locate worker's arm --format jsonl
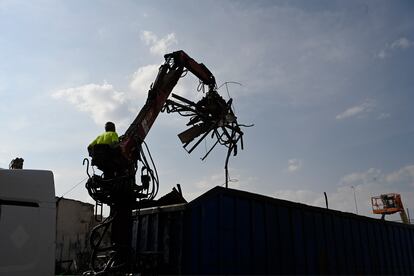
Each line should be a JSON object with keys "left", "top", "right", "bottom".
{"left": 89, "top": 137, "right": 99, "bottom": 148}
{"left": 88, "top": 136, "right": 100, "bottom": 155}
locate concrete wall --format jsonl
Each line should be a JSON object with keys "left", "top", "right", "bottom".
{"left": 55, "top": 197, "right": 96, "bottom": 273}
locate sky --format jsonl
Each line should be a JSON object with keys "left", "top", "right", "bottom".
{"left": 1, "top": 0, "right": 413, "bottom": 221}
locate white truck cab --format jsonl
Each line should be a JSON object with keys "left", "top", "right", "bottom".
{"left": 0, "top": 169, "right": 56, "bottom": 276}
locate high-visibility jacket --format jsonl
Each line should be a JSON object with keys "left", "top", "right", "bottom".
{"left": 89, "top": 131, "right": 119, "bottom": 147}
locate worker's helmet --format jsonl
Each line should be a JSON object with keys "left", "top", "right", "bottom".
{"left": 105, "top": 121, "right": 116, "bottom": 132}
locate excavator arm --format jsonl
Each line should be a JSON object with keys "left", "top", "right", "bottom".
{"left": 87, "top": 49, "right": 244, "bottom": 206}
{"left": 120, "top": 50, "right": 217, "bottom": 163}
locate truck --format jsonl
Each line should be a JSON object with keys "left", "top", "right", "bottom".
{"left": 0, "top": 169, "right": 56, "bottom": 275}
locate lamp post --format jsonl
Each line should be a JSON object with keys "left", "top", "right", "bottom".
{"left": 351, "top": 185, "right": 359, "bottom": 214}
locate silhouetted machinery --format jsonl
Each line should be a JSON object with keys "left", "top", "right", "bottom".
{"left": 83, "top": 50, "right": 246, "bottom": 275}
{"left": 9, "top": 157, "right": 24, "bottom": 169}
{"left": 371, "top": 193, "right": 410, "bottom": 224}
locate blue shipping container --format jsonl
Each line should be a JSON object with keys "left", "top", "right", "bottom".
{"left": 132, "top": 186, "right": 414, "bottom": 274}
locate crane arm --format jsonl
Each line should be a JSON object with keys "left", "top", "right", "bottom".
{"left": 120, "top": 50, "right": 217, "bottom": 162}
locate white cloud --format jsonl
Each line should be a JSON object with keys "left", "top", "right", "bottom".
{"left": 52, "top": 31, "right": 183, "bottom": 128}
{"left": 377, "top": 37, "right": 413, "bottom": 59}
{"left": 52, "top": 82, "right": 131, "bottom": 127}
{"left": 287, "top": 158, "right": 302, "bottom": 173}
{"left": 391, "top": 37, "right": 413, "bottom": 49}
{"left": 385, "top": 165, "right": 414, "bottom": 185}
{"left": 185, "top": 169, "right": 258, "bottom": 201}
{"left": 336, "top": 99, "right": 375, "bottom": 120}
{"left": 52, "top": 30, "right": 199, "bottom": 131}
{"left": 194, "top": 169, "right": 249, "bottom": 191}
{"left": 181, "top": 171, "right": 229, "bottom": 201}
{"left": 129, "top": 64, "right": 160, "bottom": 102}
{"left": 195, "top": 172, "right": 225, "bottom": 190}
{"left": 141, "top": 31, "right": 157, "bottom": 45}
{"left": 140, "top": 30, "right": 177, "bottom": 56}
{"left": 377, "top": 113, "right": 391, "bottom": 120}
{"left": 274, "top": 186, "right": 357, "bottom": 213}
{"left": 338, "top": 168, "right": 384, "bottom": 189}
{"left": 377, "top": 50, "right": 387, "bottom": 59}
{"left": 134, "top": 29, "right": 206, "bottom": 100}
{"left": 275, "top": 189, "right": 321, "bottom": 204}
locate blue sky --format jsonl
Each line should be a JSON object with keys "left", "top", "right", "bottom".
{"left": 1, "top": 0, "right": 413, "bottom": 220}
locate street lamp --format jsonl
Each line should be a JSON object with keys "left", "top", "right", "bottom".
{"left": 351, "top": 186, "right": 359, "bottom": 214}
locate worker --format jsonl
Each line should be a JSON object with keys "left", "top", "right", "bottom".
{"left": 88, "top": 121, "right": 119, "bottom": 151}
{"left": 88, "top": 122, "right": 121, "bottom": 177}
